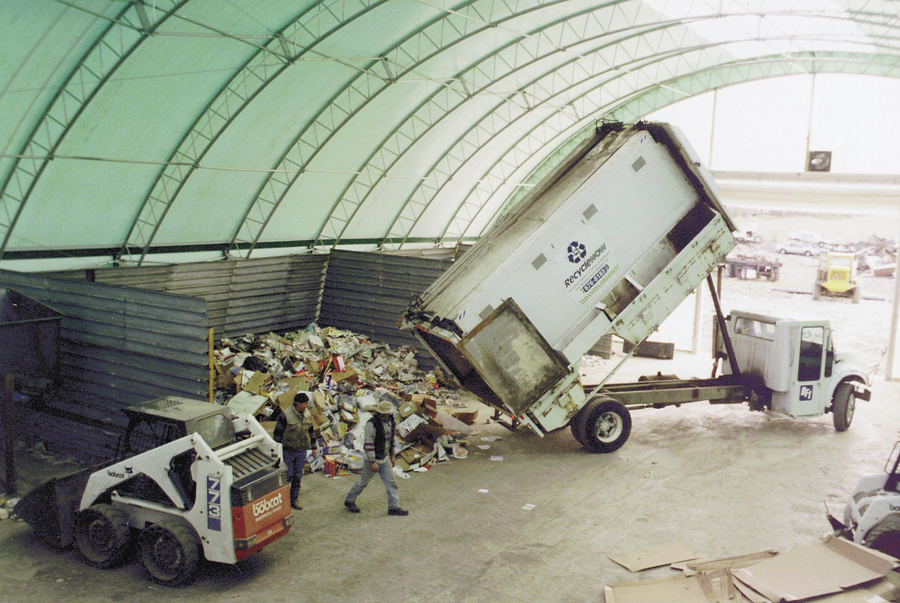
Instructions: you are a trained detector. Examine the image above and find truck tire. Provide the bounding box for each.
[139,518,201,586]
[579,397,632,453]
[832,382,855,432]
[863,514,900,559]
[73,504,133,568]
[853,287,862,304]
[570,410,588,446]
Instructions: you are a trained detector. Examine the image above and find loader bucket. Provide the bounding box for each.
[13,465,97,548]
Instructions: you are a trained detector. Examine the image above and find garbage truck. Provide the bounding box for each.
[401,121,870,452]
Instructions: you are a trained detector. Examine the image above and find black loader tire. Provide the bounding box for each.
[73,504,133,568]
[863,514,900,559]
[832,382,855,432]
[579,396,632,453]
[139,518,201,586]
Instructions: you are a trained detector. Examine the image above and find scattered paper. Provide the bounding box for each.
[478,489,489,493]
[477,444,491,450]
[490,455,504,461]
[481,436,501,442]
[522,504,535,510]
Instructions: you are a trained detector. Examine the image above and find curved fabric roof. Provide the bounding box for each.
[1,0,898,268]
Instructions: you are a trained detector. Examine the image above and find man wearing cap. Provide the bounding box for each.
[274,392,315,510]
[344,399,409,516]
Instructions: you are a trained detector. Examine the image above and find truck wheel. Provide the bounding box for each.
[580,397,632,453]
[139,518,201,586]
[73,504,133,568]
[863,514,900,559]
[832,382,855,432]
[570,408,588,446]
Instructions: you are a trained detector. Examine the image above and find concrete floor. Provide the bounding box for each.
[1,353,899,603]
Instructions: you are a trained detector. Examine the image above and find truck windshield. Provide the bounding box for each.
[733,317,775,341]
[194,414,235,449]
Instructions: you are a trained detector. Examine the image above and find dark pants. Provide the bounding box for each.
[284,449,308,503]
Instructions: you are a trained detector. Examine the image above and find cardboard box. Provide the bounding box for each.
[731,535,898,602]
[451,410,478,425]
[242,371,271,395]
[226,391,269,417]
[331,367,359,384]
[398,399,420,418]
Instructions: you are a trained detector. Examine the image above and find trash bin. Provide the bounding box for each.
[0,288,61,381]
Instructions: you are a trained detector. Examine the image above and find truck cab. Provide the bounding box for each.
[722,311,869,429]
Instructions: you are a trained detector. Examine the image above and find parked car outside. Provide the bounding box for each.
[788,230,825,246]
[775,240,824,256]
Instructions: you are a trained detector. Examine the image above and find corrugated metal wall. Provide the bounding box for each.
[53,255,328,340]
[0,270,209,461]
[319,250,452,359]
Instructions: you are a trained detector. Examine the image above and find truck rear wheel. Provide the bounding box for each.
[578,397,631,453]
[832,382,855,432]
[73,504,133,568]
[863,514,900,559]
[139,518,201,586]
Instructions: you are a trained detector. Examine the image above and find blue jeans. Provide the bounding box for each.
[284,449,308,503]
[345,461,400,510]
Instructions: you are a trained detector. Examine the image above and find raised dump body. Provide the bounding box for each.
[403,121,737,438]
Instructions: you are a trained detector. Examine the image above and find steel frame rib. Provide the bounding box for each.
[377,11,900,249]
[448,50,900,246]
[0,0,188,261]
[226,0,610,258]
[117,0,389,265]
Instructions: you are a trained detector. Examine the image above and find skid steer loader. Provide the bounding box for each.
[14,396,292,585]
[830,442,900,559]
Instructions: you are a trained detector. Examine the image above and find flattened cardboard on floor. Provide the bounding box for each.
[609,543,700,572]
[731,536,898,602]
[604,574,709,603]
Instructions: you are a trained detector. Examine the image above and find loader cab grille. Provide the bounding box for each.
[224,447,276,482]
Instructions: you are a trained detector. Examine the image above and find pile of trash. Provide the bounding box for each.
[213,324,479,477]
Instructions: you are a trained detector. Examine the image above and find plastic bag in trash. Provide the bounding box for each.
[393,466,410,479]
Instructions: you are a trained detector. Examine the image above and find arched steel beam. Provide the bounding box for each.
[226,0,580,258]
[0,0,190,261]
[378,15,900,249]
[314,7,900,249]
[444,51,900,245]
[117,0,391,265]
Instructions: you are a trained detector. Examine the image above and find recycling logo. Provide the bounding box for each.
[567,241,587,264]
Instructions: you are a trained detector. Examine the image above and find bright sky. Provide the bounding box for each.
[648,74,900,174]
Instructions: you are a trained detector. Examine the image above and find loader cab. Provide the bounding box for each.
[121,396,236,456]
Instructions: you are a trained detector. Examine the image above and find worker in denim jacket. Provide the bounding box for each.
[344,399,409,516]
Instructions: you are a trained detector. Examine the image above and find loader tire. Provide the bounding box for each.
[832,382,855,432]
[139,518,201,586]
[73,504,133,568]
[863,514,900,560]
[579,397,631,453]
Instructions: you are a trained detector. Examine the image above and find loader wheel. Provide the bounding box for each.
[832,382,855,432]
[579,397,632,453]
[139,519,201,586]
[863,515,900,559]
[73,504,133,568]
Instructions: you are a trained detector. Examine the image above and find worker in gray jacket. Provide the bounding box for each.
[344,399,409,516]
